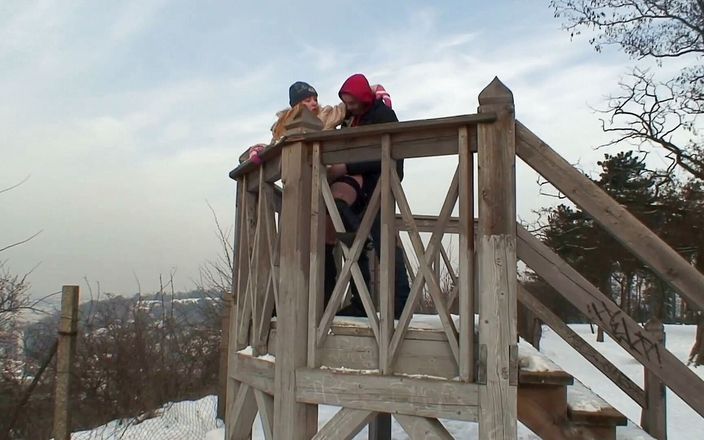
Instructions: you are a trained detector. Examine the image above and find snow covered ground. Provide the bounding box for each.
[68,324,703,439]
[541,324,704,440]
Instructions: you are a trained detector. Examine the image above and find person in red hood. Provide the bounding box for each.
[326,73,410,319]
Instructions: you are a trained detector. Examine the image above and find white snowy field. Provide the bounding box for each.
[541,324,704,440]
[67,324,703,439]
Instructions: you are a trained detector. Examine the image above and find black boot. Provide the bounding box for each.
[334,199,362,247]
[324,244,337,308]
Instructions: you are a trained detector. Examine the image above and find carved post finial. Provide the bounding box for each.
[478,77,514,110]
[283,106,323,136]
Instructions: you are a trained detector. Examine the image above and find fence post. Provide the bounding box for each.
[641,318,667,439]
[477,77,518,440]
[273,108,320,439]
[53,285,79,440]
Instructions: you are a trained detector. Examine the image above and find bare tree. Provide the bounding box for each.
[551,0,704,363]
[551,0,704,178]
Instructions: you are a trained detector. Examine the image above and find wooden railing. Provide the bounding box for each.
[224,77,704,440]
[226,78,518,440]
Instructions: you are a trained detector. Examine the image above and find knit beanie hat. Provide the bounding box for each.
[289,81,318,107]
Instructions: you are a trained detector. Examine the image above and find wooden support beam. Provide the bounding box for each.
[313,408,376,440]
[516,121,704,313]
[295,368,479,421]
[394,415,454,440]
[308,143,326,368]
[231,384,258,440]
[231,352,275,395]
[53,285,79,440]
[269,329,458,379]
[372,134,396,440]
[477,77,518,440]
[516,223,704,418]
[458,125,475,383]
[517,283,646,407]
[273,132,317,438]
[641,319,667,440]
[254,389,275,440]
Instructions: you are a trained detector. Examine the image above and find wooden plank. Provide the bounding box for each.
[517,283,646,407]
[231,115,490,183]
[374,134,396,440]
[458,125,475,383]
[396,214,460,234]
[641,320,667,440]
[477,77,517,440]
[295,368,479,421]
[253,170,274,356]
[391,168,460,363]
[273,139,317,439]
[317,183,381,346]
[320,126,473,165]
[516,121,704,313]
[231,384,258,440]
[254,389,275,440]
[389,170,459,367]
[269,330,459,379]
[53,285,79,440]
[379,134,395,373]
[516,223,704,418]
[226,181,250,439]
[237,180,257,348]
[308,143,326,367]
[293,113,494,143]
[313,408,376,440]
[245,154,282,192]
[231,352,276,395]
[394,414,453,440]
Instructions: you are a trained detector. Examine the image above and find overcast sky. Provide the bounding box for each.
[1,1,678,301]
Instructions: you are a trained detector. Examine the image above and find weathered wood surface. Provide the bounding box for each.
[254,389,275,440]
[226,180,253,440]
[231,352,275,395]
[477,77,518,440]
[458,124,475,383]
[308,143,326,368]
[517,223,704,418]
[392,167,460,363]
[313,408,375,440]
[394,414,454,440]
[230,384,258,440]
[236,179,257,349]
[517,283,646,408]
[373,134,396,440]
[295,368,480,421]
[232,115,490,184]
[389,169,460,369]
[273,139,317,439]
[516,121,704,313]
[379,134,395,373]
[269,329,458,379]
[641,320,667,440]
[317,181,381,346]
[53,285,79,440]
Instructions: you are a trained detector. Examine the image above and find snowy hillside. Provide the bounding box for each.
[68,324,704,439]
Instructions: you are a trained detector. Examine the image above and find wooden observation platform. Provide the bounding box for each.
[224,78,704,439]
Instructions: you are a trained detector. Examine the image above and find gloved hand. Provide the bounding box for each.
[247,144,266,165]
[371,84,392,109]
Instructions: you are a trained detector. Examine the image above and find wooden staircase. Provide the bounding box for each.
[223,77,704,439]
[516,344,644,440]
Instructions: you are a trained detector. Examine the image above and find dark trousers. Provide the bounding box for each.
[324,211,411,319]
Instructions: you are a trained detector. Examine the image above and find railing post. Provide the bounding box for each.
[477,77,518,440]
[274,109,321,440]
[53,285,79,440]
[641,318,667,440]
